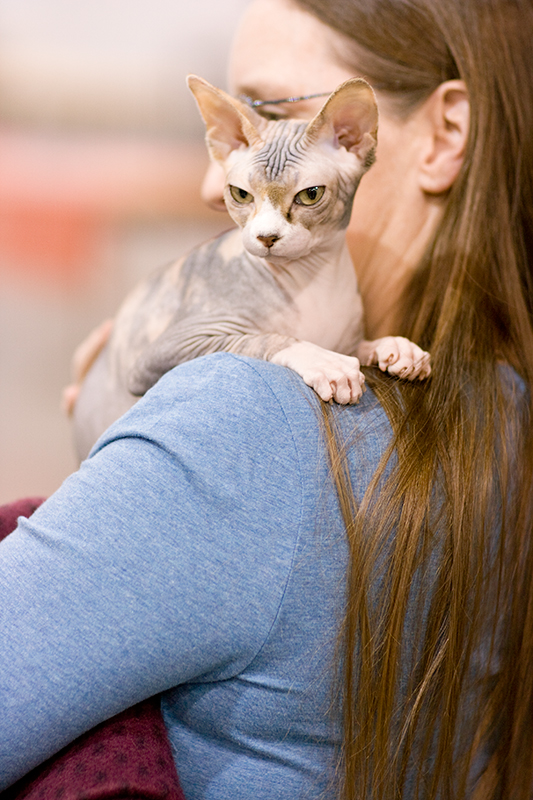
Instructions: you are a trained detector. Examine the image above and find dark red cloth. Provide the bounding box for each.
[0,498,46,540]
[2,697,185,800]
[0,498,185,800]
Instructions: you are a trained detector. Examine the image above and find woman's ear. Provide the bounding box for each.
[418,80,469,194]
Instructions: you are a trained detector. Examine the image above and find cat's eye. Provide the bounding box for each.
[229,185,254,204]
[294,186,325,206]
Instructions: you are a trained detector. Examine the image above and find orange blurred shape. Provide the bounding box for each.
[0,128,222,288]
[0,202,105,286]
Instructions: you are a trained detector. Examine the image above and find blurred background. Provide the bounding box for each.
[0,0,248,503]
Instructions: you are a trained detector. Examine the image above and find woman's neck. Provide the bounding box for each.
[347,198,444,339]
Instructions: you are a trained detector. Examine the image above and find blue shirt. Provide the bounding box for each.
[0,354,392,798]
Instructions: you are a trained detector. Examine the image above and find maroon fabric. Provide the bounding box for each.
[0,498,46,540]
[2,697,185,800]
[0,499,185,800]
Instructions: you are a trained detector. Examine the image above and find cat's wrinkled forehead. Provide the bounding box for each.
[252,120,309,181]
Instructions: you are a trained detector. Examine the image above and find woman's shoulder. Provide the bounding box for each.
[94,353,320,456]
[94,353,392,465]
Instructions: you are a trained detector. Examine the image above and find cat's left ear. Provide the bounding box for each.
[305,78,378,170]
[188,74,266,163]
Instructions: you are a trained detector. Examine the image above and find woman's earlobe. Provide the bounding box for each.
[419,80,470,194]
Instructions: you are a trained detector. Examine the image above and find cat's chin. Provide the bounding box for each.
[244,243,313,263]
[262,251,312,266]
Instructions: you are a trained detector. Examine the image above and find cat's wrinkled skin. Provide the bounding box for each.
[73,76,430,461]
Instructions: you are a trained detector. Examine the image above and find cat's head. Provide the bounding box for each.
[188,74,378,262]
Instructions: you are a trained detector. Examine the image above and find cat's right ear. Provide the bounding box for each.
[187,75,265,163]
[305,78,378,171]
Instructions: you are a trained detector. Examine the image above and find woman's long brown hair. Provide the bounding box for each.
[295,0,533,797]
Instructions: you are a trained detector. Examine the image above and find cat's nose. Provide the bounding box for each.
[257,234,280,248]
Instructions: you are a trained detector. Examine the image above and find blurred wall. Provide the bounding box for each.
[0,0,250,135]
[0,0,249,503]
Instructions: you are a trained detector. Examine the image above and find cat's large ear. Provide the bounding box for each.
[187,75,266,163]
[304,78,378,170]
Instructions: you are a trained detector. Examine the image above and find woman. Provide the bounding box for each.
[2,1,533,799]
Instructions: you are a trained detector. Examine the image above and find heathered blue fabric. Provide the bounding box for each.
[0,353,392,798]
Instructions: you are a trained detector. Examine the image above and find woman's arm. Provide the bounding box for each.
[0,354,308,789]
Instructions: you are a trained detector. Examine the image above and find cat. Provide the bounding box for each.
[72,75,430,461]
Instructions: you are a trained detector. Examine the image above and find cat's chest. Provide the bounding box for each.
[267,256,365,354]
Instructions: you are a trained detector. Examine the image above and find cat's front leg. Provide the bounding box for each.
[270,341,365,404]
[356,336,431,380]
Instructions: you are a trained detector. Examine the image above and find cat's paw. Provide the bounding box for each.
[270,341,365,404]
[358,336,431,380]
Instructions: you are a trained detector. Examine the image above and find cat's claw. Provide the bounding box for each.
[271,341,365,404]
[357,336,431,380]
